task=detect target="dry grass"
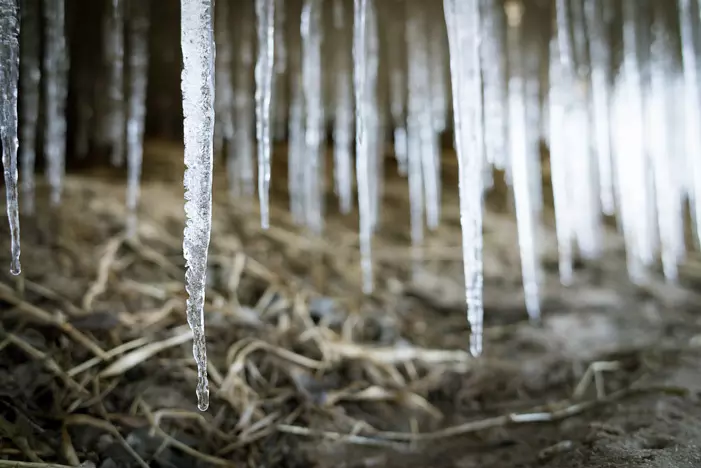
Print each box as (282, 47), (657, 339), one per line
(2, 141), (701, 467)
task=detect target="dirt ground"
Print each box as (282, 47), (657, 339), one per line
(2, 142), (701, 468)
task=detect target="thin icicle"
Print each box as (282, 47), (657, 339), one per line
(444, 0), (484, 356)
(406, 1), (427, 273)
(406, 2), (440, 232)
(301, 0), (324, 234)
(234, 16), (255, 198)
(354, 0), (374, 294)
(385, 2), (408, 175)
(548, 31), (574, 284)
(19, 0), (40, 215)
(214, 0), (236, 197)
(332, 0), (354, 214)
(0, 0), (21, 275)
(125, 0), (150, 237)
(43, 0), (69, 206)
(272, 0), (287, 141)
(254, 0), (275, 229)
(506, 0), (540, 322)
(105, 0), (126, 166)
(180, 0), (215, 412)
(365, 1), (381, 232)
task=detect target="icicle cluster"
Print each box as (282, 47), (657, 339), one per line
(5, 0), (701, 409)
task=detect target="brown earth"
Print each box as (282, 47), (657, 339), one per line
(1, 142), (701, 468)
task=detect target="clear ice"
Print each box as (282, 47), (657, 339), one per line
(0, 0), (21, 275)
(444, 0), (485, 356)
(19, 0), (40, 215)
(254, 0), (275, 229)
(125, 0), (150, 237)
(180, 0), (215, 412)
(42, 0), (68, 206)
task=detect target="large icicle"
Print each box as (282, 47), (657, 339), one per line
(443, 0), (485, 356)
(0, 0), (21, 275)
(19, 0), (40, 215)
(180, 0), (215, 412)
(125, 0), (150, 237)
(254, 0), (275, 229)
(43, 0), (69, 206)
(104, 0), (126, 166)
(354, 0), (374, 294)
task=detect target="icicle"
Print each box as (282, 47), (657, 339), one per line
(332, 0), (354, 214)
(385, 2), (408, 175)
(406, 2), (440, 233)
(584, 0), (615, 216)
(104, 0), (126, 166)
(563, 0), (601, 260)
(180, 0), (214, 412)
(444, 0), (485, 356)
(0, 0), (21, 275)
(648, 7), (684, 282)
(612, 0), (654, 283)
(548, 30), (574, 285)
(365, 1), (381, 232)
(43, 0), (69, 206)
(19, 0), (40, 215)
(214, 0), (236, 198)
(427, 9), (444, 228)
(354, 0), (374, 294)
(506, 0), (540, 322)
(406, 1), (427, 272)
(678, 0), (701, 248)
(125, 0), (150, 237)
(301, 0), (324, 234)
(254, 0), (275, 229)
(479, 0), (507, 170)
(234, 17), (255, 198)
(272, 0), (287, 141)
(287, 9), (305, 224)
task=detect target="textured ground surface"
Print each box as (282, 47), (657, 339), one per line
(1, 142), (701, 467)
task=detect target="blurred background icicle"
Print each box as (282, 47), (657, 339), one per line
(103, 0), (126, 167)
(125, 0), (150, 237)
(0, 0), (21, 276)
(506, 0), (541, 322)
(254, 0), (275, 229)
(301, 0), (324, 234)
(42, 0), (69, 206)
(331, 0), (354, 215)
(19, 0), (40, 215)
